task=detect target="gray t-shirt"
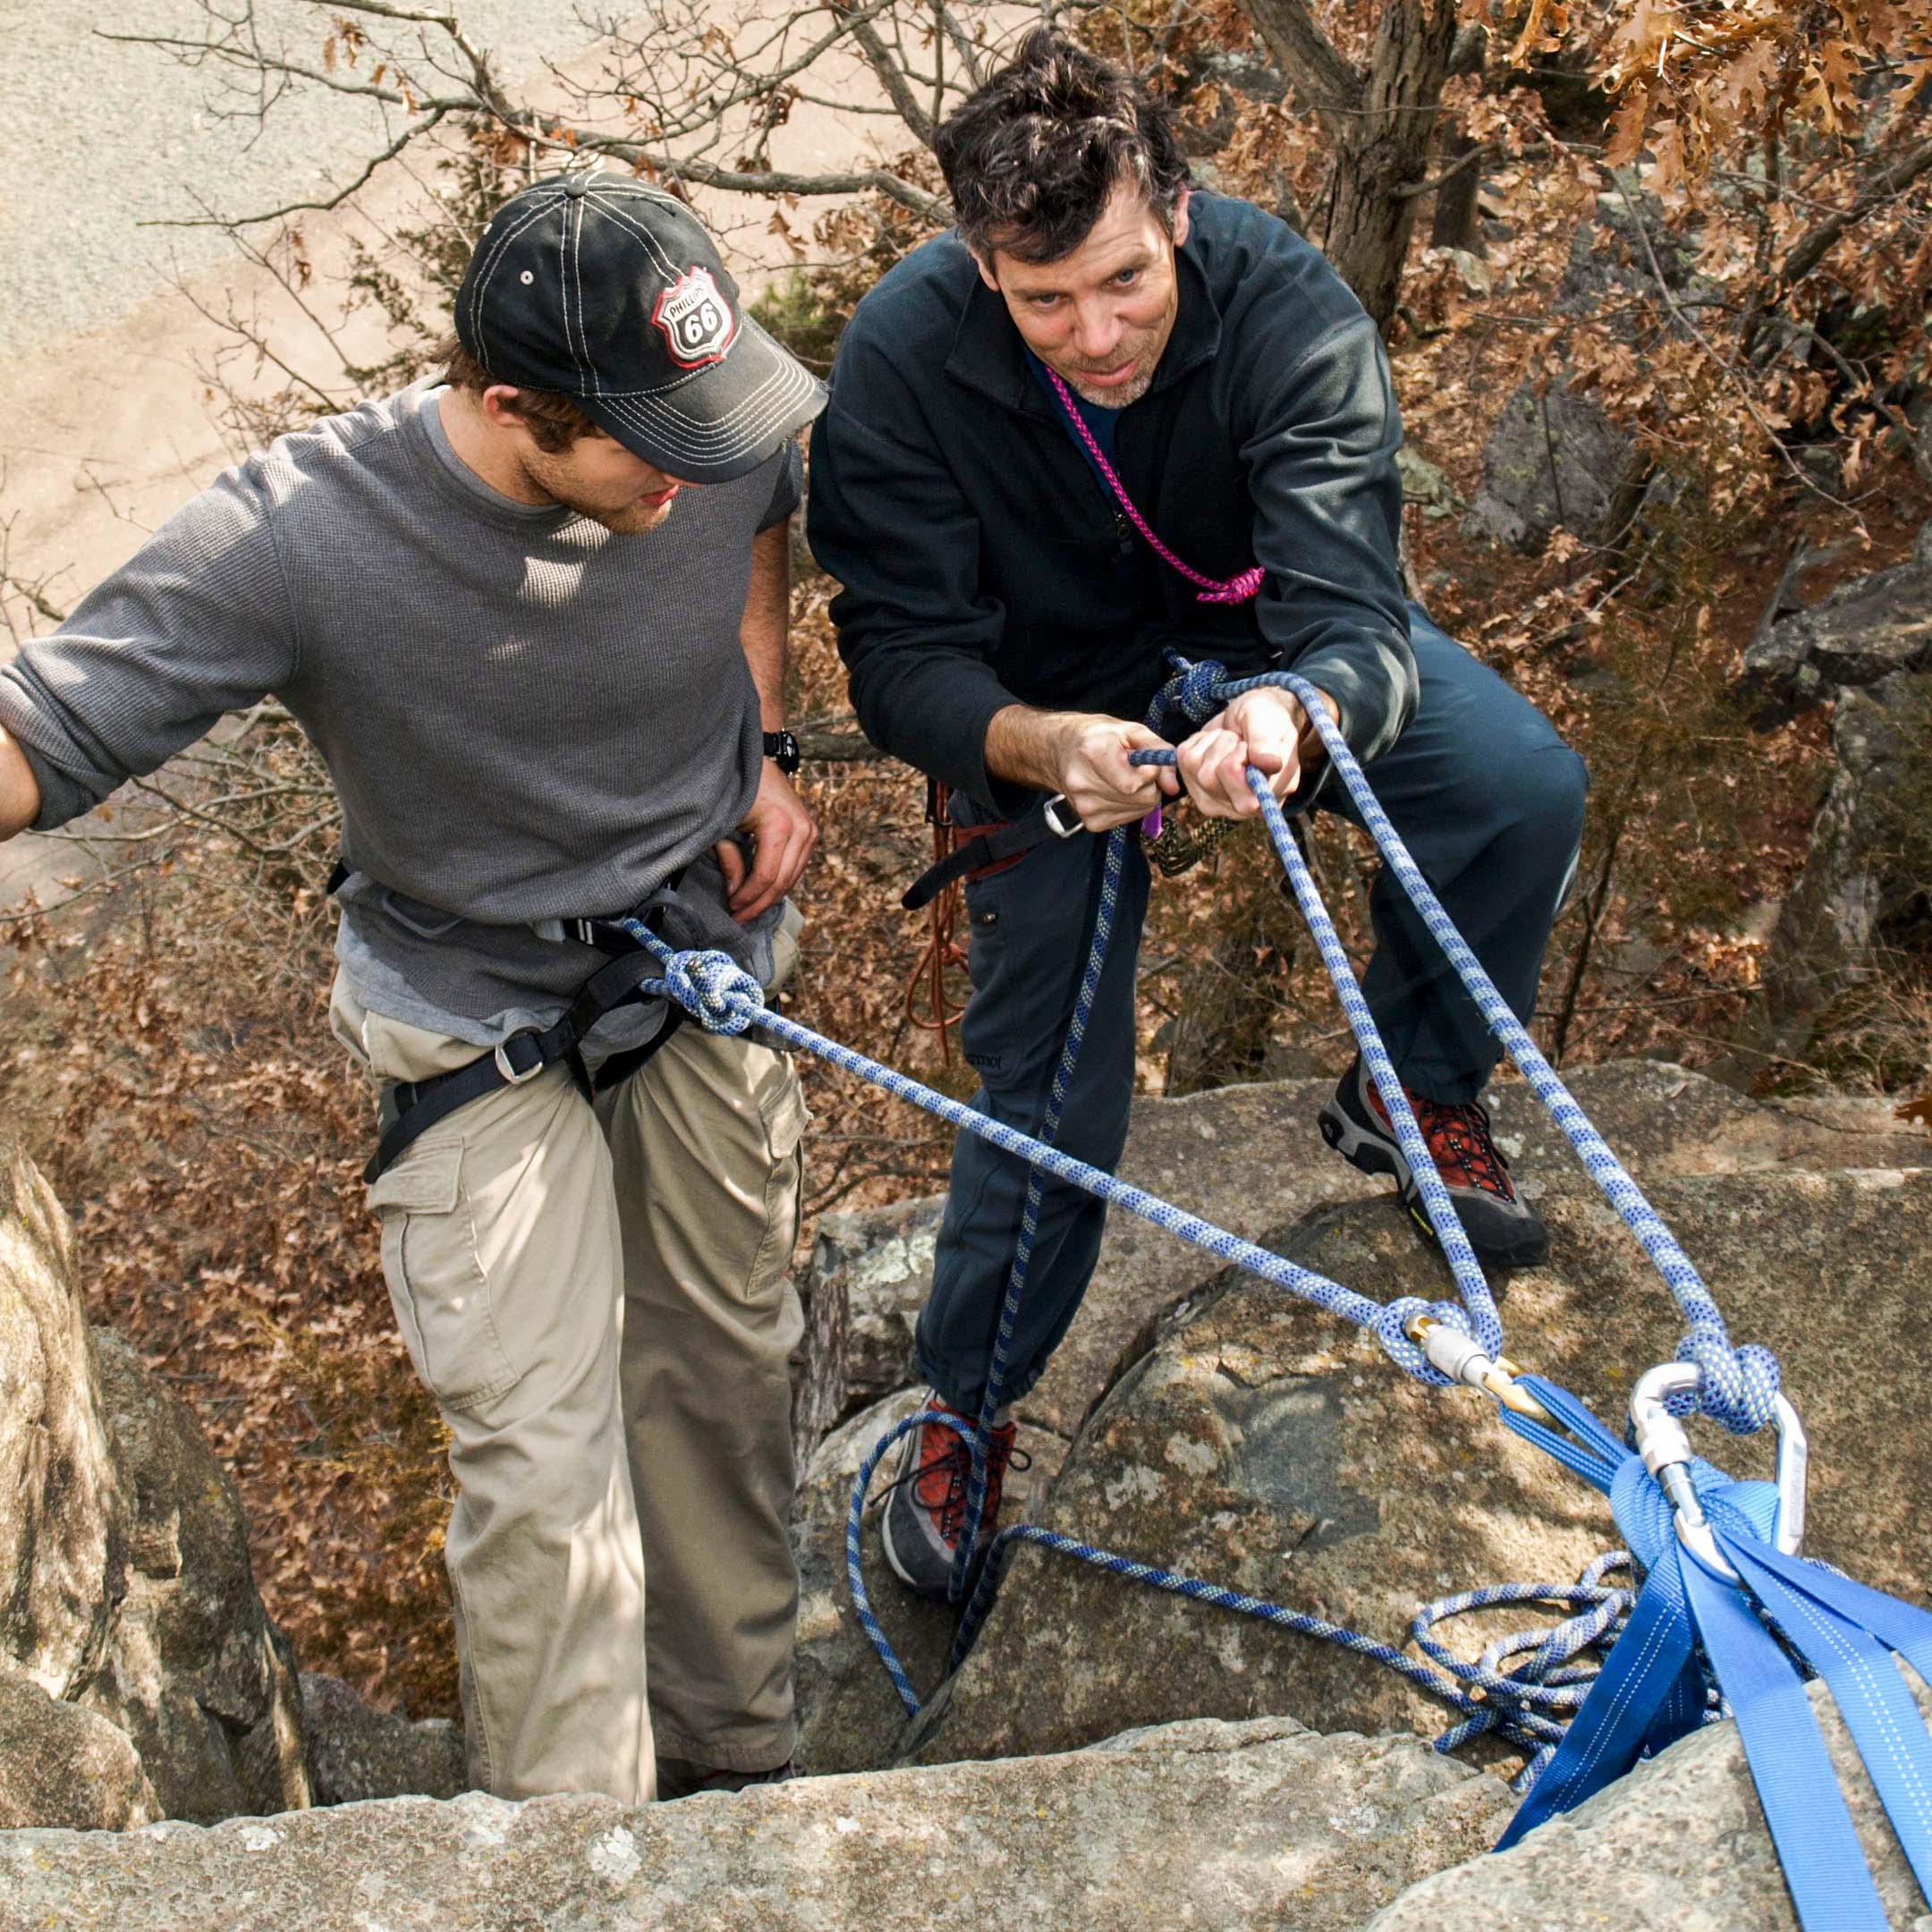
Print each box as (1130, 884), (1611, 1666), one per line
(0, 380), (801, 1048)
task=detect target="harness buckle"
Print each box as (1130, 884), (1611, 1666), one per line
(1629, 1362), (1808, 1581)
(493, 1032), (548, 1087)
(1042, 793), (1084, 838)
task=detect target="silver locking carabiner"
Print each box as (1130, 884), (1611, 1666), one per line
(1628, 1361), (1808, 1582)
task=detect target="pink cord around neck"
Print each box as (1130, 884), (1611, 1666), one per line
(1043, 365), (1265, 606)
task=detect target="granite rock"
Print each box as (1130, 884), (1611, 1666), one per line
(797, 1064), (1927, 1462)
(0, 1140), (310, 1826)
(300, 1674), (467, 1807)
(1739, 669), (1932, 1068)
(83, 1329), (312, 1823)
(921, 1165), (1932, 1767)
(1464, 380), (1642, 553)
(1371, 1675), (1932, 1930)
(0, 1666), (158, 1832)
(1743, 517), (1932, 700)
(792, 1387), (1068, 1775)
(0, 1142), (125, 1701)
(0, 1714), (1514, 1932)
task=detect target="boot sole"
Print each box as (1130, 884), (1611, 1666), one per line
(1319, 1096), (1550, 1271)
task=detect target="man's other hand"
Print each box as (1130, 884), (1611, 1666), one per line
(984, 705), (1181, 833)
(1175, 686), (1341, 820)
(0, 727), (41, 841)
(717, 762), (818, 922)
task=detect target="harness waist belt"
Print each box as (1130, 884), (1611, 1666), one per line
(901, 800), (1074, 911)
(332, 864), (691, 1184)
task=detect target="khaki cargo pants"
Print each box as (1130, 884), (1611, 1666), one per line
(329, 939), (805, 1804)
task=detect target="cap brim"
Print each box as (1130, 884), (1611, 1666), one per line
(579, 314), (826, 485)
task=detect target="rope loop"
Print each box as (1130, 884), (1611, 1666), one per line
(1375, 1297), (1462, 1385)
(655, 946), (767, 1036)
(1675, 1328), (1783, 1436)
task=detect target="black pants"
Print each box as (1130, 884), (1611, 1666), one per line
(916, 610), (1589, 1414)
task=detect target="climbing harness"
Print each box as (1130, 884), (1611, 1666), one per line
(902, 780), (969, 1063)
(606, 650), (1932, 1930)
(333, 863), (688, 1183)
(900, 793), (1075, 911)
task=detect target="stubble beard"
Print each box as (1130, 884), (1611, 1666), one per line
(1052, 282), (1182, 411)
(1060, 360), (1157, 410)
(580, 496), (677, 535)
(517, 450), (679, 534)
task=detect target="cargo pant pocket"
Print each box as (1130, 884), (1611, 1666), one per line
(747, 1063), (808, 1299)
(368, 1142), (522, 1412)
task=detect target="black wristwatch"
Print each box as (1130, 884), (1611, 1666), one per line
(762, 729), (801, 776)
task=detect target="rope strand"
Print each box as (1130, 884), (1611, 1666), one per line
(1042, 366), (1265, 606)
(610, 647), (1781, 1785)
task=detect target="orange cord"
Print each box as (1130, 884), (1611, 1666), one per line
(903, 796), (969, 1061)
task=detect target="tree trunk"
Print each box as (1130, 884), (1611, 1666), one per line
(1428, 124), (1483, 254)
(1323, 0), (1461, 332)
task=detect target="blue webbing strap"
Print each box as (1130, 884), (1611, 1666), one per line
(1491, 1373), (1929, 1928)
(1689, 1552), (1890, 1931)
(1724, 1540), (1932, 1903)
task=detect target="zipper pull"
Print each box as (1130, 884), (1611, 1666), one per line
(1114, 509), (1133, 558)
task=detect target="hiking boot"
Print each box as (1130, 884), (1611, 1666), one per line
(1319, 1056), (1550, 1268)
(657, 1756), (797, 1801)
(878, 1394), (1021, 1602)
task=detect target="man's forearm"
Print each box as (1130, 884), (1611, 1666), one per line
(740, 522), (792, 731)
(983, 703), (1078, 792)
(0, 725), (41, 839)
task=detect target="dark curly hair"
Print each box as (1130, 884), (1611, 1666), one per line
(934, 29), (1191, 264)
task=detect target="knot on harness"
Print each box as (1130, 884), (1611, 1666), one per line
(1150, 653), (1231, 735)
(657, 948), (767, 1036)
(1674, 1326), (1782, 1436)
(1375, 1297), (1469, 1386)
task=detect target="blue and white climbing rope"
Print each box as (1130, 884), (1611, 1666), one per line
(614, 647), (1932, 1932)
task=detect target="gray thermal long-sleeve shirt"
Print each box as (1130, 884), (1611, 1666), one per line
(0, 381), (800, 1045)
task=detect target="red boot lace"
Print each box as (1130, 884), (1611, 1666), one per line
(1411, 1097), (1517, 1199)
(1368, 1082), (1518, 1200)
(904, 1408), (1021, 1546)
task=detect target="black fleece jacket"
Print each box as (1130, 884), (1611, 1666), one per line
(806, 193), (1419, 812)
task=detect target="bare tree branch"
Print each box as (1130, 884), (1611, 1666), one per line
(935, 1), (987, 90)
(1395, 140), (1487, 200)
(110, 0), (959, 229)
(1771, 136), (1932, 298)
(834, 0), (936, 146)
(1611, 178), (1849, 508)
(570, 139), (949, 223)
(139, 106), (455, 228)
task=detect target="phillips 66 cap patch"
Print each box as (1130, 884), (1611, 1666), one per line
(651, 267), (738, 369)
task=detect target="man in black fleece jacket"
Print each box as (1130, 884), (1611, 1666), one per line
(808, 31), (1589, 1599)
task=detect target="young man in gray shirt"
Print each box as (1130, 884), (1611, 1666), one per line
(0, 175), (827, 1804)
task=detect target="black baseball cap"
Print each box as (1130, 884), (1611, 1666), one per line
(453, 173), (826, 484)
